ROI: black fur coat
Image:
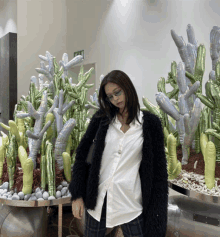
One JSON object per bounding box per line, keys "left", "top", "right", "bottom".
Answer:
{"left": 69, "top": 109, "right": 168, "bottom": 236}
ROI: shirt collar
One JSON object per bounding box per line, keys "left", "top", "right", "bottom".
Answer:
{"left": 114, "top": 110, "right": 143, "bottom": 127}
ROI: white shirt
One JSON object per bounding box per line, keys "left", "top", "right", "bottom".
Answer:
{"left": 87, "top": 110, "right": 144, "bottom": 227}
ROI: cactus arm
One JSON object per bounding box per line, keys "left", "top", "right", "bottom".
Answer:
{"left": 210, "top": 26, "right": 220, "bottom": 71}
{"left": 204, "top": 129, "right": 220, "bottom": 140}
{"left": 54, "top": 118, "right": 76, "bottom": 170}
{"left": 45, "top": 95, "right": 58, "bottom": 116}
{"left": 8, "top": 120, "right": 21, "bottom": 144}
{"left": 22, "top": 158, "right": 34, "bottom": 195}
{"left": 171, "top": 29, "right": 194, "bottom": 74}
{"left": 142, "top": 96, "right": 161, "bottom": 118}
{"left": 62, "top": 152, "right": 71, "bottom": 182}
{"left": 62, "top": 101, "right": 75, "bottom": 115}
{"left": 0, "top": 123, "right": 10, "bottom": 131}
{"left": 200, "top": 132, "right": 208, "bottom": 163}
{"left": 46, "top": 141, "right": 55, "bottom": 197}
{"left": 41, "top": 155, "right": 46, "bottom": 190}
{"left": 0, "top": 145, "right": 4, "bottom": 185}
{"left": 26, "top": 120, "right": 52, "bottom": 169}
{"left": 167, "top": 133, "right": 182, "bottom": 180}
{"left": 6, "top": 136, "right": 16, "bottom": 190}
{"left": 65, "top": 135, "right": 72, "bottom": 155}
{"left": 45, "top": 113, "right": 55, "bottom": 141}
{"left": 198, "top": 96, "right": 215, "bottom": 111}
{"left": 155, "top": 92, "right": 180, "bottom": 121}
{"left": 185, "top": 71, "right": 196, "bottom": 84}
{"left": 204, "top": 141, "right": 216, "bottom": 189}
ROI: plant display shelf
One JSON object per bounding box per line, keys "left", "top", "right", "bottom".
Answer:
{"left": 0, "top": 196, "right": 71, "bottom": 237}
{"left": 168, "top": 181, "right": 220, "bottom": 205}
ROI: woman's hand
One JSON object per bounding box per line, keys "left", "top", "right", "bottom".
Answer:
{"left": 72, "top": 197, "right": 84, "bottom": 219}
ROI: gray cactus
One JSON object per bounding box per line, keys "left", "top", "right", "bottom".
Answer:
{"left": 53, "top": 89, "right": 75, "bottom": 134}
{"left": 38, "top": 51, "right": 55, "bottom": 78}
{"left": 156, "top": 62, "right": 202, "bottom": 165}
{"left": 59, "top": 54, "right": 83, "bottom": 79}
{"left": 16, "top": 91, "right": 51, "bottom": 169}
{"left": 35, "top": 61, "right": 53, "bottom": 81}
{"left": 54, "top": 118, "right": 76, "bottom": 170}
{"left": 210, "top": 26, "right": 220, "bottom": 71}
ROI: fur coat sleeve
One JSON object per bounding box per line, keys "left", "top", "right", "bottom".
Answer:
{"left": 143, "top": 114, "right": 168, "bottom": 237}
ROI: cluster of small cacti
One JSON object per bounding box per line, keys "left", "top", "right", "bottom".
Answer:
{"left": 0, "top": 51, "right": 101, "bottom": 197}
{"left": 142, "top": 24, "right": 220, "bottom": 190}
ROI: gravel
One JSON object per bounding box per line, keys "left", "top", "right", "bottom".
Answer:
{"left": 169, "top": 170, "right": 220, "bottom": 196}
{"left": 0, "top": 181, "right": 72, "bottom": 201}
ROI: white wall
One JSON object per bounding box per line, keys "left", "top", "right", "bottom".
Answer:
{"left": 17, "top": 0, "right": 220, "bottom": 108}
{"left": 0, "top": 0, "right": 17, "bottom": 38}
{"left": 66, "top": 0, "right": 220, "bottom": 109}
{"left": 17, "top": 0, "right": 67, "bottom": 101}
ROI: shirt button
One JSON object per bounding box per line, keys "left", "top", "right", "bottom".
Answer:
{"left": 118, "top": 150, "right": 122, "bottom": 154}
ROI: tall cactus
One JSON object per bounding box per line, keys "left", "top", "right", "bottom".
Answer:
{"left": 156, "top": 61, "right": 202, "bottom": 165}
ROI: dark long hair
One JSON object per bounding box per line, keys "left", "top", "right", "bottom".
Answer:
{"left": 94, "top": 70, "right": 141, "bottom": 126}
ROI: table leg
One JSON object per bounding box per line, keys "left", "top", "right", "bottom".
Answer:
{"left": 58, "top": 203, "right": 62, "bottom": 237}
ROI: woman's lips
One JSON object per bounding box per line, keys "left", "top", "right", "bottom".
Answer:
{"left": 117, "top": 102, "right": 122, "bottom": 105}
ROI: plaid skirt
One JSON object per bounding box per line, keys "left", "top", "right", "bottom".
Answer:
{"left": 84, "top": 192, "right": 144, "bottom": 237}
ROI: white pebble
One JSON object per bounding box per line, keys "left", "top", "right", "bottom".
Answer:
{"left": 29, "top": 196, "right": 37, "bottom": 201}
{"left": 57, "top": 185, "right": 62, "bottom": 191}
{"left": 61, "top": 181, "right": 68, "bottom": 187}
{"left": 62, "top": 195, "right": 67, "bottom": 198}
{"left": 35, "top": 187, "right": 41, "bottom": 193}
{"left": 56, "top": 191, "right": 61, "bottom": 199}
{"left": 36, "top": 192, "right": 43, "bottom": 199}
{"left": 12, "top": 195, "right": 20, "bottom": 200}
{"left": 61, "top": 187, "right": 67, "bottom": 196}
{"left": 18, "top": 192, "right": 24, "bottom": 200}
{"left": 0, "top": 182, "right": 9, "bottom": 189}
{"left": 37, "top": 198, "right": 44, "bottom": 201}
{"left": 24, "top": 194, "right": 32, "bottom": 201}
{"left": 43, "top": 192, "right": 49, "bottom": 200}
{"left": 48, "top": 196, "right": 56, "bottom": 200}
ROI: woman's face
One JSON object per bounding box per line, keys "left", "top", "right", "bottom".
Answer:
{"left": 104, "top": 82, "right": 126, "bottom": 112}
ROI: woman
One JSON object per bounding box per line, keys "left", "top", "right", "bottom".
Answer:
{"left": 68, "top": 70, "right": 168, "bottom": 237}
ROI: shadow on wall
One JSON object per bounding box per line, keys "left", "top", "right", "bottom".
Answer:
{"left": 204, "top": 0, "right": 220, "bottom": 17}
{"left": 143, "top": 0, "right": 169, "bottom": 22}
